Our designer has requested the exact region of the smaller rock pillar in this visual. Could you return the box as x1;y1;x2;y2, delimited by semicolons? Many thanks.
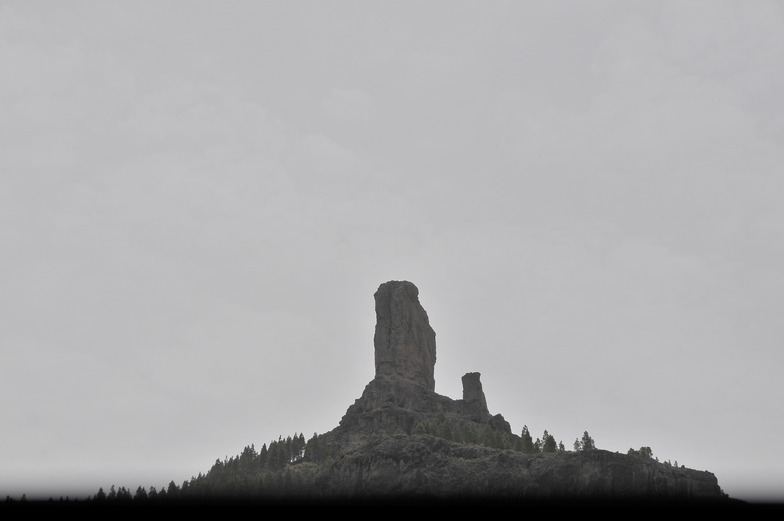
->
461;372;492;422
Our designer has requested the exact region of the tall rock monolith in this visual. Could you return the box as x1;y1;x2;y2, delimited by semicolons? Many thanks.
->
373;280;437;391
326;280;511;452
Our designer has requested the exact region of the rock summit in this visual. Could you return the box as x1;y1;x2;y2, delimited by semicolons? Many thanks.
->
322;281;510;452
312;280;728;503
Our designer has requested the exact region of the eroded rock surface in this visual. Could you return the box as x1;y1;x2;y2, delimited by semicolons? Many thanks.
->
373;280;437;390
323;281;510;452
461;372;491;423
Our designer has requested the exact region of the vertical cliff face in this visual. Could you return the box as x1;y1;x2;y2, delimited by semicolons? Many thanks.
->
373;281;437;391
461;372;492;423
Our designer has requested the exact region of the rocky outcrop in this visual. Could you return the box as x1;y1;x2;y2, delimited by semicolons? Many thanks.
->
373;280;437;390
461;372;491;423
310;280;729;503
322;281;511;453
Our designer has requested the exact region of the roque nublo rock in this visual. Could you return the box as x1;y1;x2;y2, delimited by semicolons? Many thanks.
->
307;280;730;504
373;280;437;390
321;281;511;453
14;280;737;509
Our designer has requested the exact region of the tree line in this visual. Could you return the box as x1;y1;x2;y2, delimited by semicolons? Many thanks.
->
412;417;597;456
84;432;340;503
5;422;683;503
76;425;603;503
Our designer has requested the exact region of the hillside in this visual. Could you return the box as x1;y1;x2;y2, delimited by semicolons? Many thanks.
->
7;280;740;508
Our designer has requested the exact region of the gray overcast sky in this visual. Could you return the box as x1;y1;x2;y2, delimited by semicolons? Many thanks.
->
1;0;782;502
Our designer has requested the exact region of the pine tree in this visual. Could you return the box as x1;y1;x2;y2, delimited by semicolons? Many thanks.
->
267;439;288;470
580;431;596;450
116;487;132;501
295;433;306;461
542;430;557;453
259;443;269;468
239;444;257;473
520;425;535;454
628;446;653;458
134;486;147;501
285;435;293;463
305;434;322;462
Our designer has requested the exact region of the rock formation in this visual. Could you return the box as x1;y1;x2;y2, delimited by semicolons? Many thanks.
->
311;280;729;503
45;280;736;508
373;281;437;390
461;372;492;423
322;281;510;452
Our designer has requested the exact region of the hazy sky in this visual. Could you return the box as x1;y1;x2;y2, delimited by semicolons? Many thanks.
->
2;0;783;502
